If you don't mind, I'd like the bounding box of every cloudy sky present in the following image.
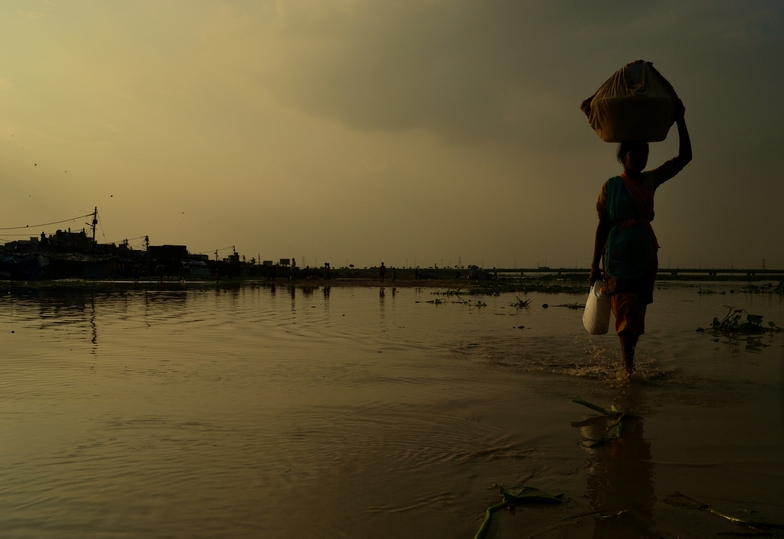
[1,0,783,269]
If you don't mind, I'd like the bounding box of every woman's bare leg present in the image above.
[619,331,639,374]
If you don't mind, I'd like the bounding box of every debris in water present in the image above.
[551,302,585,310]
[664,492,784,533]
[474,485,568,539]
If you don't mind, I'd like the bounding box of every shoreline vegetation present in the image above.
[1,269,782,296]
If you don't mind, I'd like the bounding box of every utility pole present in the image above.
[90,207,98,254]
[145,235,150,275]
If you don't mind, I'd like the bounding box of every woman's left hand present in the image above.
[589,267,602,286]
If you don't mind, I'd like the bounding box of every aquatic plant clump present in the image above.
[510,296,531,308]
[737,282,784,295]
[698,306,780,334]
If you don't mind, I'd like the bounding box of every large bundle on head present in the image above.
[580,61,679,143]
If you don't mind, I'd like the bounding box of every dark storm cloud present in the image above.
[261,1,784,147]
[3,0,784,267]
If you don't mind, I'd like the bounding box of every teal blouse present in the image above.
[596,159,685,280]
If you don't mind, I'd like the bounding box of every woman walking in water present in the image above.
[589,101,692,375]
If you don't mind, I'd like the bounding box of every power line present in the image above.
[191,245,234,256]
[0,212,94,231]
[0,232,62,238]
[106,234,148,245]
[98,210,107,243]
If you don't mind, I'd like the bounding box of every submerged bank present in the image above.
[1,274,783,300]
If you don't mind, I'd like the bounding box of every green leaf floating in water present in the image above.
[500,485,567,504]
[572,397,625,447]
[571,397,622,417]
[474,486,567,539]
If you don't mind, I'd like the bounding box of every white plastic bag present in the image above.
[583,280,611,335]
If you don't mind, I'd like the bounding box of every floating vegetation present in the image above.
[432,282,588,296]
[571,397,625,448]
[437,285,466,296]
[697,288,725,295]
[418,298,486,307]
[697,305,779,334]
[735,282,784,295]
[572,397,621,416]
[510,296,531,308]
[474,485,567,539]
[551,302,585,310]
[664,492,784,533]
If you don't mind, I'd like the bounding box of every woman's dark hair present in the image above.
[616,141,649,164]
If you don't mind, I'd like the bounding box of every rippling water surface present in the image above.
[0,282,782,538]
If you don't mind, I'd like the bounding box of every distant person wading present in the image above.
[589,100,692,375]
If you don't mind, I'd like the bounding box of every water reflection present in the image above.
[89,294,97,350]
[577,390,655,538]
[322,286,330,312]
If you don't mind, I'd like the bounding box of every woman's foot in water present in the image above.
[619,331,639,376]
[616,355,634,378]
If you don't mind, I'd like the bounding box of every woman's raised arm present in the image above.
[672,101,692,168]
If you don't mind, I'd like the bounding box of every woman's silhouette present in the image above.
[589,102,692,374]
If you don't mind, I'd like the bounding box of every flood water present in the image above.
[0,282,782,538]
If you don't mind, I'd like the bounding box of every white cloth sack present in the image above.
[583,280,611,335]
[580,60,679,143]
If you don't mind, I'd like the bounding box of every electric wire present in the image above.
[98,211,107,243]
[0,212,95,231]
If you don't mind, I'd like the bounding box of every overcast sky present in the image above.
[1,0,783,269]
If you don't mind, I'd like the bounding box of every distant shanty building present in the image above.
[147,245,216,277]
[0,222,286,281]
[147,244,188,260]
[4,229,95,255]
[1,229,121,279]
